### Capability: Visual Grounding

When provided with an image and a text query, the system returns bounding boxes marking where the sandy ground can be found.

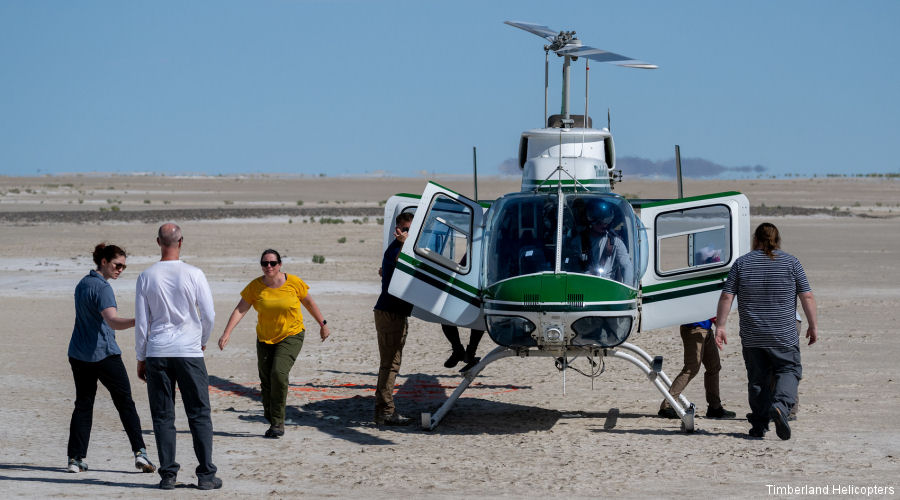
[0,175,898,498]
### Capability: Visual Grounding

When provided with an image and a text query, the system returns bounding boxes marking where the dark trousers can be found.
[742,345,802,429]
[67,355,147,459]
[145,357,216,481]
[256,332,304,427]
[374,310,408,417]
[661,325,722,410]
[441,324,485,354]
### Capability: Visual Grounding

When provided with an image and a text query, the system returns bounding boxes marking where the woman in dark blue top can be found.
[66,243,156,474]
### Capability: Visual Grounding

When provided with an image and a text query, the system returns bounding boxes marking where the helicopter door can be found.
[388,182,485,328]
[637,192,750,331]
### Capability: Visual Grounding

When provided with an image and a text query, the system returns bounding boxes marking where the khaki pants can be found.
[661,324,722,410]
[374,310,408,417]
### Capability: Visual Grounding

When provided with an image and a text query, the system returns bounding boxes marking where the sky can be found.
[1,1,898,179]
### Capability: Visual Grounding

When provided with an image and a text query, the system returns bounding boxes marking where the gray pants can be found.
[145,357,217,481]
[741,345,802,430]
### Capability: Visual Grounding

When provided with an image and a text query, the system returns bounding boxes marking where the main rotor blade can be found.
[556,45,658,69]
[504,20,558,42]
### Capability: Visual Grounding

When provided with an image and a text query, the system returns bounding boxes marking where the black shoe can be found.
[459,356,481,373]
[444,347,465,368]
[657,407,678,419]
[264,424,285,439]
[159,476,176,490]
[706,406,737,419]
[771,406,791,440]
[748,427,767,438]
[376,412,413,426]
[197,476,223,490]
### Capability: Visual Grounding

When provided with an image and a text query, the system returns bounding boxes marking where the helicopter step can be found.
[421,342,695,433]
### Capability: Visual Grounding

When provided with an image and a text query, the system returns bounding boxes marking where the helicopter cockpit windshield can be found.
[484,193,642,288]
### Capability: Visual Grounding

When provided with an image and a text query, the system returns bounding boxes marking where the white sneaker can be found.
[67,457,88,473]
[134,448,157,473]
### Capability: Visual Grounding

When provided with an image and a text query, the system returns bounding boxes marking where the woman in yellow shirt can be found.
[218,249,330,438]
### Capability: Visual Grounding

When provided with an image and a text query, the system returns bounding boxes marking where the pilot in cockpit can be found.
[585,199,633,284]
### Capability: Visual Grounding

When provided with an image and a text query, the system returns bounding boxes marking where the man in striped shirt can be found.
[714,223,818,440]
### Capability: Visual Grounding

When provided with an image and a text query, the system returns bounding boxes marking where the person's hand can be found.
[394,226,408,243]
[806,326,818,346]
[378,266,383,277]
[218,333,229,350]
[715,327,728,350]
[137,360,146,382]
[320,324,331,342]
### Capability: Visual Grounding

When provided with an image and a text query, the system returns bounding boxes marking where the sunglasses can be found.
[113,263,127,271]
[261,261,280,267]
[400,227,410,233]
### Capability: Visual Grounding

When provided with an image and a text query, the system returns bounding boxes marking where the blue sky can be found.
[1,1,898,178]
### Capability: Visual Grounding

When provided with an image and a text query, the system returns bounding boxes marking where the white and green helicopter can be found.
[382,21,750,432]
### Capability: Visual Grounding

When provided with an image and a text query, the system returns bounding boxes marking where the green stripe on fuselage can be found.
[484,272,636,303]
[397,253,480,296]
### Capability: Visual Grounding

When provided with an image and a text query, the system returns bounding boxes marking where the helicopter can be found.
[381,21,750,432]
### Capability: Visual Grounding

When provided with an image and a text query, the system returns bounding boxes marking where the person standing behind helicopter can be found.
[584,199,633,285]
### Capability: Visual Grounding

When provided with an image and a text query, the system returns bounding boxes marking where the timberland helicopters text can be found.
[767,484,894,496]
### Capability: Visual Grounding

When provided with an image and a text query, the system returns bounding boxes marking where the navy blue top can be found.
[374,239,414,316]
[68,270,121,362]
[684,319,714,330]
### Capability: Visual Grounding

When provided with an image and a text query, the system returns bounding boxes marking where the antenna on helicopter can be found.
[504,21,657,126]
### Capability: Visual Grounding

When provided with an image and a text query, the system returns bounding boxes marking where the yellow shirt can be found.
[241,274,309,344]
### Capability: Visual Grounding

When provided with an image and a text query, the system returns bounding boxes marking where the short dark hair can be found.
[396,212,414,225]
[92,242,126,268]
[260,248,281,264]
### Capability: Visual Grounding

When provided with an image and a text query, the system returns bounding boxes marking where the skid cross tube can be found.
[421,342,695,432]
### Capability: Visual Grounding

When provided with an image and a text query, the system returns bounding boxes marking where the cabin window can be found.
[414,194,473,274]
[654,204,731,276]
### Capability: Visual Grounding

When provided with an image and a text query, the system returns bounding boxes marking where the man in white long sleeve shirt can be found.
[135,223,221,490]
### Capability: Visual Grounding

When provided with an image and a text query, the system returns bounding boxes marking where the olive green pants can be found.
[257,332,304,426]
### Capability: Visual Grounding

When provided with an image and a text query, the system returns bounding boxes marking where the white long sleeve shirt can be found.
[135,260,215,361]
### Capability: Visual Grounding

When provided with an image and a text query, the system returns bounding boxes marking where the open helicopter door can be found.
[388,182,485,328]
[637,192,750,331]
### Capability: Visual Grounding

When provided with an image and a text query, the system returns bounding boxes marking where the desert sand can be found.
[0,175,898,498]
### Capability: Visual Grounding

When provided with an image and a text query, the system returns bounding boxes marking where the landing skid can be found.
[421,342,695,433]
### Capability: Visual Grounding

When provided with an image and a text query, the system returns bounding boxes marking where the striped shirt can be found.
[722,249,811,347]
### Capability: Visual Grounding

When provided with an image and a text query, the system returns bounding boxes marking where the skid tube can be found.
[420,342,695,433]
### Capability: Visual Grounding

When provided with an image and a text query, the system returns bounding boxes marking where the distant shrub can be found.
[8,188,20,194]
[338,237,347,244]
[163,200,171,205]
[144,199,151,204]
[318,217,344,224]
[312,254,326,264]
[288,218,293,224]
[110,205,120,212]
[99,207,108,212]
[224,200,234,205]
[296,200,304,206]
[376,217,384,225]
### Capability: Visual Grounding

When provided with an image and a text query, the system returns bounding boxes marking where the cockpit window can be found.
[485,194,558,284]
[561,194,637,287]
[484,193,640,288]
